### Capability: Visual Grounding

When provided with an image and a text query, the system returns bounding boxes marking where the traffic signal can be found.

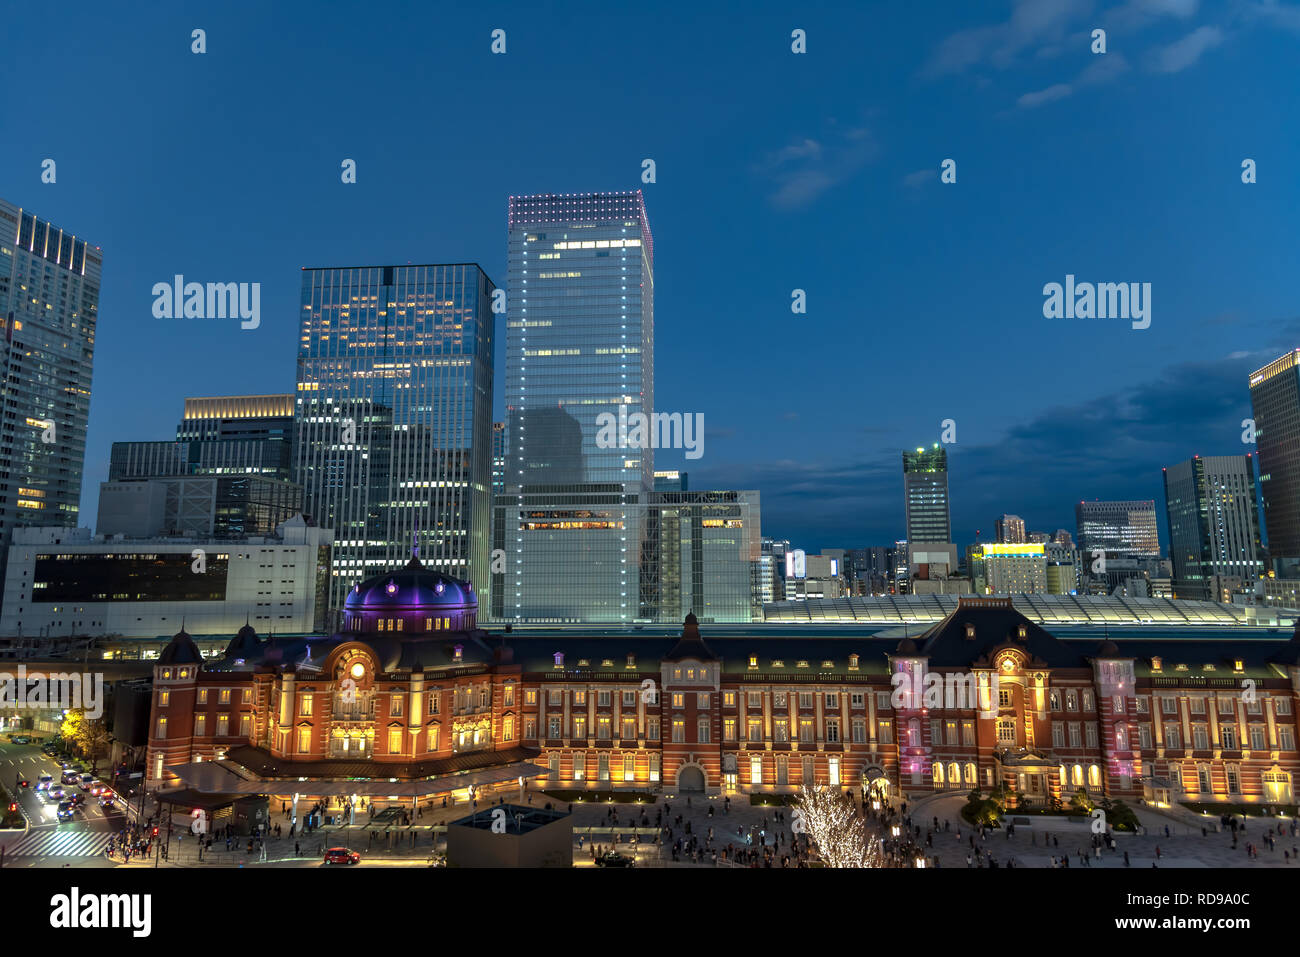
[152,826,159,837]
[8,803,16,813]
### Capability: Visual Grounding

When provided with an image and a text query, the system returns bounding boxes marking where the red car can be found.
[323,847,360,865]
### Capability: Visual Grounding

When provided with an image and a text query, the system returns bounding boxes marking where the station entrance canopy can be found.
[161,758,549,799]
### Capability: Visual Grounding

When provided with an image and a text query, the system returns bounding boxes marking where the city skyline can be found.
[5,3,1298,556]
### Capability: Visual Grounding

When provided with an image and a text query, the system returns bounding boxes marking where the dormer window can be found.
[797,660,809,669]
[453,645,463,662]
[749,655,758,669]
[626,653,636,669]
[848,654,860,671]
[1151,656,1162,671]
[1233,659,1244,672]
[965,624,976,639]
[554,652,565,668]
[1175,663,1188,671]
[1017,625,1027,638]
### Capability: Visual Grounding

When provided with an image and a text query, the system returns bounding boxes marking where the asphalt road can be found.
[0,740,128,868]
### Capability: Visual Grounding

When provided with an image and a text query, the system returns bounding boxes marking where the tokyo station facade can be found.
[145,558,1300,811]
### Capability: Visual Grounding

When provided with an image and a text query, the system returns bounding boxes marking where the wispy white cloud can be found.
[1016,52,1130,108]
[1148,24,1223,72]
[902,168,937,187]
[1018,82,1075,108]
[757,124,878,210]
[1244,0,1300,32]
[925,0,1095,76]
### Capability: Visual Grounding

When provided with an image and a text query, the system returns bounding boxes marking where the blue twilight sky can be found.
[4,0,1299,554]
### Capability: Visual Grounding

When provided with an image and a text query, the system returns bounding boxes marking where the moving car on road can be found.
[36,774,53,791]
[56,801,75,821]
[323,847,361,865]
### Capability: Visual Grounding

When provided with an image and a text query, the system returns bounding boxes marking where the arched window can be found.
[934,763,945,786]
[1088,765,1101,788]
[1072,764,1084,787]
[1059,764,1067,787]
[964,762,977,785]
[948,762,960,789]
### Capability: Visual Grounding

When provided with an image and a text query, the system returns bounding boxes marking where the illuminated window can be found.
[242,689,252,704]
[387,729,402,754]
[159,690,170,707]
[197,688,208,704]
[750,755,763,786]
[301,694,313,716]
[298,727,312,753]
[194,715,205,736]
[623,755,635,782]
[503,716,514,740]
[219,689,231,705]
[672,719,685,743]
[156,717,167,738]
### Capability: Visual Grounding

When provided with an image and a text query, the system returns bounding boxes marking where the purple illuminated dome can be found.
[342,556,477,634]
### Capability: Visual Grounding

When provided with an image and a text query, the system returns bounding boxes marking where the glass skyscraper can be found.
[903,445,951,544]
[1162,455,1262,600]
[1074,500,1160,561]
[0,200,101,606]
[500,191,654,622]
[1250,349,1300,572]
[294,264,495,608]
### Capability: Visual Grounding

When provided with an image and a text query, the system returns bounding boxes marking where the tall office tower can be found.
[1075,500,1159,561]
[903,445,951,544]
[644,489,761,622]
[0,200,100,603]
[111,393,295,481]
[1250,349,1300,574]
[995,514,1026,543]
[294,263,495,608]
[502,191,654,622]
[1162,455,1263,600]
[1053,529,1075,547]
[491,421,506,496]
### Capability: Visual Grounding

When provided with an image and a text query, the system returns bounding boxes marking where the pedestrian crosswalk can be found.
[2,828,114,857]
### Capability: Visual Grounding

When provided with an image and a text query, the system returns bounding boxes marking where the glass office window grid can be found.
[501,192,654,622]
[1075,500,1160,560]
[0,200,100,593]
[1249,350,1300,561]
[902,446,950,544]
[645,490,762,622]
[294,264,494,608]
[1162,455,1262,600]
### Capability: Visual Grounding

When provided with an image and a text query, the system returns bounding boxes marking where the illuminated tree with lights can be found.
[792,785,882,868]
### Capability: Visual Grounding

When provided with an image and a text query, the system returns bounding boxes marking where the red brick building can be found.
[145,566,1300,810]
